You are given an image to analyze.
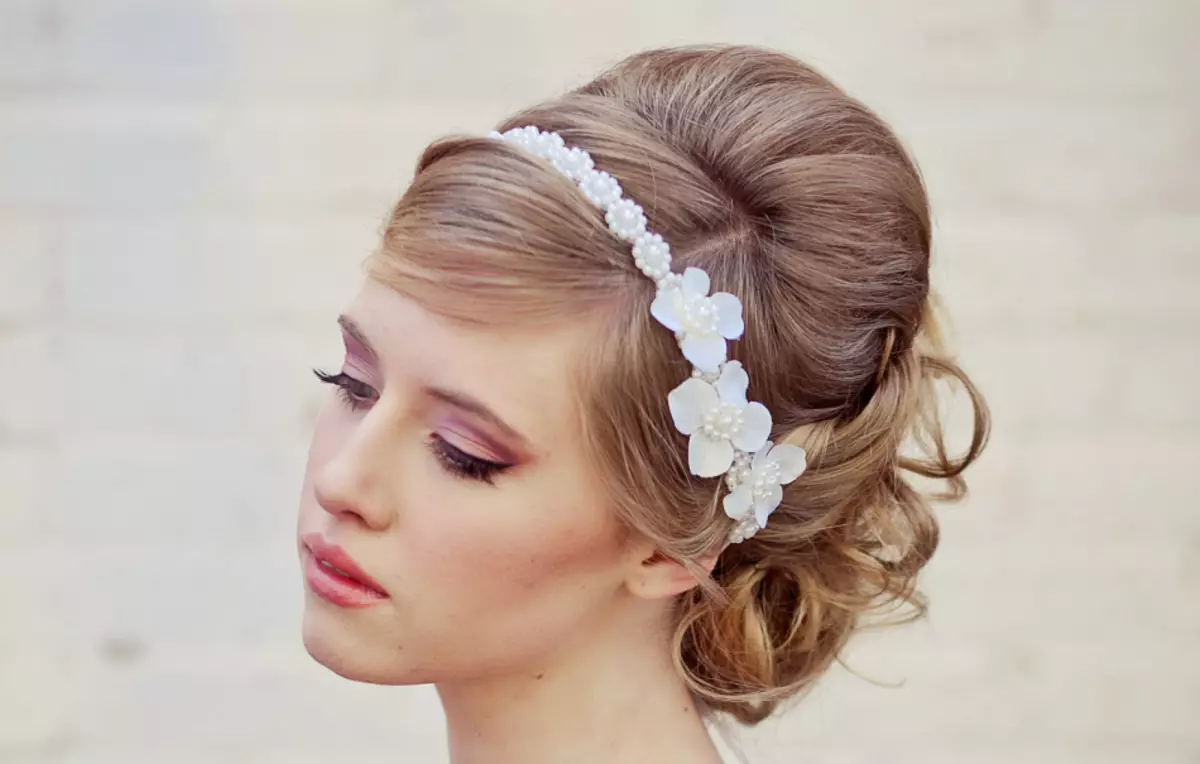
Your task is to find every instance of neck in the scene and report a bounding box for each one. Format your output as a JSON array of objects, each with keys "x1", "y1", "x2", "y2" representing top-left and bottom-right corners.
[{"x1": 436, "y1": 598, "x2": 722, "y2": 764}]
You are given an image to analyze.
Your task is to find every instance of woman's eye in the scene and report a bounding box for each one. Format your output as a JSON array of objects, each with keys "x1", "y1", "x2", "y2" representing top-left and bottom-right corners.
[
  {"x1": 313, "y1": 368, "x2": 379, "y2": 411},
  {"x1": 428, "y1": 433, "x2": 511, "y2": 486}
]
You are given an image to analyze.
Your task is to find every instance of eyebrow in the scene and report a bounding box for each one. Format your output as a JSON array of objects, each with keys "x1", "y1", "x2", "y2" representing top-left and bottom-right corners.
[
  {"x1": 338, "y1": 314, "x2": 377, "y2": 360},
  {"x1": 337, "y1": 314, "x2": 531, "y2": 452}
]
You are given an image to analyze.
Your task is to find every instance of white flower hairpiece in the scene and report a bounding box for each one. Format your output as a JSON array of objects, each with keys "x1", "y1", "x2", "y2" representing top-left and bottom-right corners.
[{"x1": 491, "y1": 125, "x2": 807, "y2": 544}]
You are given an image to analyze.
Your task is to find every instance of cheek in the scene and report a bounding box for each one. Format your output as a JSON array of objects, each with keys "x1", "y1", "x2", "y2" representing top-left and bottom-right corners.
[
  {"x1": 398, "y1": 479, "x2": 625, "y2": 657},
  {"x1": 448, "y1": 515, "x2": 608, "y2": 593}
]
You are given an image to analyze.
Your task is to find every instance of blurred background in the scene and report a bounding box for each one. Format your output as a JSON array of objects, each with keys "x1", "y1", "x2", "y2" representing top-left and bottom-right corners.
[{"x1": 0, "y1": 1, "x2": 1197, "y2": 762}]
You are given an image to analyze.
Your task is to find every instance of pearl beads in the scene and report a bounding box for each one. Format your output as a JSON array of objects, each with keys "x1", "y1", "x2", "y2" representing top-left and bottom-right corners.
[
  {"x1": 750, "y1": 461, "x2": 782, "y2": 502},
  {"x1": 725, "y1": 451, "x2": 752, "y2": 491},
  {"x1": 580, "y1": 170, "x2": 622, "y2": 209},
  {"x1": 553, "y1": 147, "x2": 594, "y2": 182},
  {"x1": 677, "y1": 290, "x2": 721, "y2": 338},
  {"x1": 700, "y1": 401, "x2": 744, "y2": 441},
  {"x1": 632, "y1": 233, "x2": 671, "y2": 280},
  {"x1": 728, "y1": 515, "x2": 760, "y2": 544},
  {"x1": 605, "y1": 198, "x2": 647, "y2": 241},
  {"x1": 657, "y1": 272, "x2": 683, "y2": 292}
]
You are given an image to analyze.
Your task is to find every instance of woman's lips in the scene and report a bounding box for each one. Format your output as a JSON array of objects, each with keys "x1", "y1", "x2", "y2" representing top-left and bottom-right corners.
[{"x1": 302, "y1": 533, "x2": 389, "y2": 608}]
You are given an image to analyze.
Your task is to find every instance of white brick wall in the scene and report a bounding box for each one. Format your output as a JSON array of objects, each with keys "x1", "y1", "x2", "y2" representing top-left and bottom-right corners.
[{"x1": 1, "y1": 1, "x2": 1196, "y2": 762}]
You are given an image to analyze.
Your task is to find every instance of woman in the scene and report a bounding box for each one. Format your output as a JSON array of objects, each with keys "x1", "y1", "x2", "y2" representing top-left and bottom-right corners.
[{"x1": 296, "y1": 45, "x2": 988, "y2": 763}]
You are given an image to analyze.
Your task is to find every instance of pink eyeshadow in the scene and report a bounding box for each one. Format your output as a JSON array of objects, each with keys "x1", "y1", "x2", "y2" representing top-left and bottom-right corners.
[{"x1": 437, "y1": 414, "x2": 517, "y2": 464}]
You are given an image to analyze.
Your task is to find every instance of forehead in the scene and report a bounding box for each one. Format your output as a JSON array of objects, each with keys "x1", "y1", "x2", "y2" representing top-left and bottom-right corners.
[{"x1": 346, "y1": 278, "x2": 596, "y2": 451}]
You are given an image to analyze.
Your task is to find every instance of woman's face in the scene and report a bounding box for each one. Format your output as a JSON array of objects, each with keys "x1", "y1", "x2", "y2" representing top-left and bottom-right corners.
[{"x1": 296, "y1": 278, "x2": 632, "y2": 684}]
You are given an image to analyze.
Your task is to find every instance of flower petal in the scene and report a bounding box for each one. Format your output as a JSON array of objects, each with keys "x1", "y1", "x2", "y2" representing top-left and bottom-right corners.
[
  {"x1": 716, "y1": 360, "x2": 749, "y2": 406},
  {"x1": 682, "y1": 267, "x2": 711, "y2": 297},
  {"x1": 733, "y1": 401, "x2": 772, "y2": 452},
  {"x1": 770, "y1": 444, "x2": 808, "y2": 484},
  {"x1": 722, "y1": 485, "x2": 754, "y2": 519},
  {"x1": 667, "y1": 378, "x2": 718, "y2": 435},
  {"x1": 751, "y1": 441, "x2": 774, "y2": 472},
  {"x1": 682, "y1": 335, "x2": 727, "y2": 373},
  {"x1": 689, "y1": 434, "x2": 734, "y2": 478},
  {"x1": 710, "y1": 292, "x2": 745, "y2": 340},
  {"x1": 754, "y1": 484, "x2": 784, "y2": 528},
  {"x1": 650, "y1": 288, "x2": 683, "y2": 332}
]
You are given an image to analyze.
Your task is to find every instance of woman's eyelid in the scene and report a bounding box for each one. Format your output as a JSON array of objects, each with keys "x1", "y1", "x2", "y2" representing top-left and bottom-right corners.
[
  {"x1": 340, "y1": 355, "x2": 381, "y2": 388},
  {"x1": 348, "y1": 378, "x2": 379, "y2": 401},
  {"x1": 435, "y1": 416, "x2": 514, "y2": 465},
  {"x1": 437, "y1": 428, "x2": 506, "y2": 465}
]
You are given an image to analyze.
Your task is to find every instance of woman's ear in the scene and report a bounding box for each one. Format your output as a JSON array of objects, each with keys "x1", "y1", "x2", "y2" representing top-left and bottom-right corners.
[{"x1": 624, "y1": 544, "x2": 720, "y2": 600}]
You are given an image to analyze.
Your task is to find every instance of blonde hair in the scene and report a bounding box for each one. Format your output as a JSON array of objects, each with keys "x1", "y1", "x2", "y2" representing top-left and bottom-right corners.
[{"x1": 368, "y1": 44, "x2": 989, "y2": 725}]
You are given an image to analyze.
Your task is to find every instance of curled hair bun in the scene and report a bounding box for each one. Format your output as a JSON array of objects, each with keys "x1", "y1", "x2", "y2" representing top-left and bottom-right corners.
[{"x1": 678, "y1": 343, "x2": 987, "y2": 723}]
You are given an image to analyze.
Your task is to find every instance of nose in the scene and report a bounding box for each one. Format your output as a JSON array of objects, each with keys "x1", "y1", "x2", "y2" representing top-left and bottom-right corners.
[{"x1": 311, "y1": 419, "x2": 397, "y2": 532}]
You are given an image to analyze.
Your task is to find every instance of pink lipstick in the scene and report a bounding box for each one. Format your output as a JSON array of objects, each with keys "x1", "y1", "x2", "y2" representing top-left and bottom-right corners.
[{"x1": 302, "y1": 533, "x2": 389, "y2": 608}]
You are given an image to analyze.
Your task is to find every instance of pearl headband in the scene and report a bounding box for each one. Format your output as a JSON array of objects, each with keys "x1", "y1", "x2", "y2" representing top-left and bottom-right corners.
[{"x1": 491, "y1": 126, "x2": 807, "y2": 544}]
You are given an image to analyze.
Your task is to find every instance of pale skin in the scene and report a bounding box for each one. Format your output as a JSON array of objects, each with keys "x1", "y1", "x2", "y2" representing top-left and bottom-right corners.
[{"x1": 296, "y1": 278, "x2": 723, "y2": 764}]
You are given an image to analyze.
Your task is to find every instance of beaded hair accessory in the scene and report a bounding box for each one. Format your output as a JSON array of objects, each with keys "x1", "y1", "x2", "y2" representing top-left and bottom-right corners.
[{"x1": 491, "y1": 126, "x2": 807, "y2": 544}]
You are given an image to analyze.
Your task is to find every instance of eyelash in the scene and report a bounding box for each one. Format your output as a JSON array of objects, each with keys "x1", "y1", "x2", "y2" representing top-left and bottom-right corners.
[
  {"x1": 313, "y1": 368, "x2": 377, "y2": 411},
  {"x1": 312, "y1": 368, "x2": 511, "y2": 485},
  {"x1": 428, "y1": 433, "x2": 511, "y2": 486}
]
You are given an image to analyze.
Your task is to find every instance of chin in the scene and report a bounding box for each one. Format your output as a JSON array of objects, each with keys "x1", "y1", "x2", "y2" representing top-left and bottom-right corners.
[{"x1": 300, "y1": 601, "x2": 433, "y2": 686}]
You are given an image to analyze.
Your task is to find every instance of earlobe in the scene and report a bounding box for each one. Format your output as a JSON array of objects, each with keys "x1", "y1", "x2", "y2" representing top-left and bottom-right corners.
[{"x1": 627, "y1": 549, "x2": 720, "y2": 600}]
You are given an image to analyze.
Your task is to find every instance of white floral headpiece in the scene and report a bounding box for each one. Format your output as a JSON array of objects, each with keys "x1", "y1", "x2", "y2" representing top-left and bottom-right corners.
[{"x1": 491, "y1": 126, "x2": 807, "y2": 544}]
